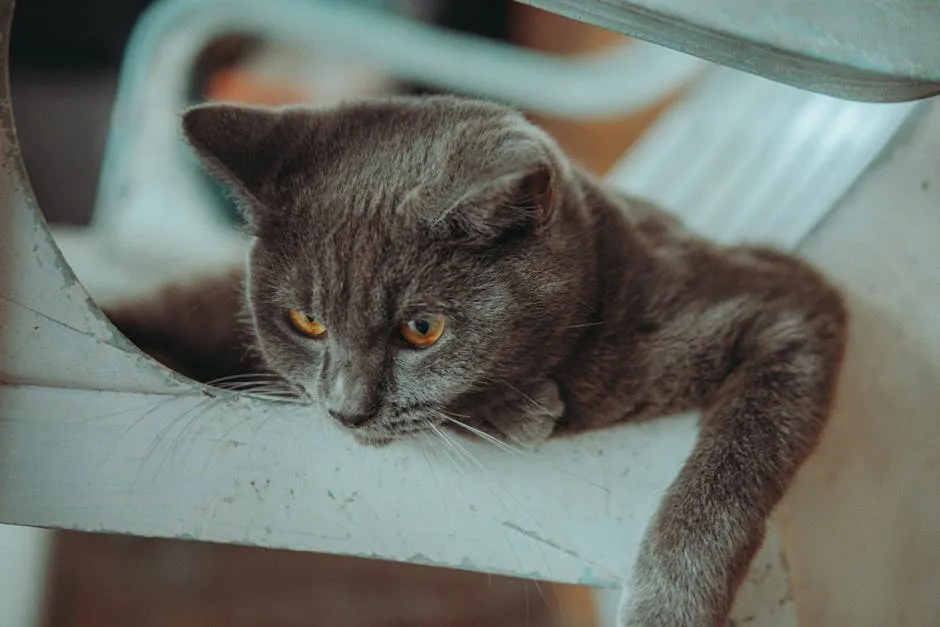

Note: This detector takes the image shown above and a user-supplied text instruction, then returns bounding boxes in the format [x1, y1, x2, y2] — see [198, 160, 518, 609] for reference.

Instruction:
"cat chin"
[352, 433, 396, 448]
[350, 422, 433, 448]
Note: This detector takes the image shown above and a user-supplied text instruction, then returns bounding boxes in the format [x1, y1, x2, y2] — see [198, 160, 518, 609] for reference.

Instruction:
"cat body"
[107, 95, 847, 626]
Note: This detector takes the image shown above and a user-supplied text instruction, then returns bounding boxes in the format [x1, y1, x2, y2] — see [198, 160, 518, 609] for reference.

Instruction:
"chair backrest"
[520, 0, 940, 102]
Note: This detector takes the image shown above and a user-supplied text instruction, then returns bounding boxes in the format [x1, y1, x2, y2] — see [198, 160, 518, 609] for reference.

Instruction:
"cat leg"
[620, 306, 847, 626]
[103, 270, 262, 383]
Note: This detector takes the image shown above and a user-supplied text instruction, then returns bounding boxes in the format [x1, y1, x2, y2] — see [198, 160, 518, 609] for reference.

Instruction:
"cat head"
[182, 95, 588, 444]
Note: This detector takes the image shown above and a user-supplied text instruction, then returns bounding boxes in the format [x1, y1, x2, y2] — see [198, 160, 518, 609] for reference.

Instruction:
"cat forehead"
[292, 98, 546, 176]
[254, 215, 444, 282]
[188, 95, 564, 251]
[281, 106, 556, 221]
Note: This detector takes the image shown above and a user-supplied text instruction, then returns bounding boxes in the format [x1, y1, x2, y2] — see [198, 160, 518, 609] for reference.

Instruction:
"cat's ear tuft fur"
[182, 104, 282, 191]
[182, 104, 290, 230]
[442, 159, 558, 246]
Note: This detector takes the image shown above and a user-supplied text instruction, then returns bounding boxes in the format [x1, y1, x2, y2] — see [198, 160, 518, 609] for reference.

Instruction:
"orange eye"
[287, 310, 327, 338]
[399, 315, 446, 348]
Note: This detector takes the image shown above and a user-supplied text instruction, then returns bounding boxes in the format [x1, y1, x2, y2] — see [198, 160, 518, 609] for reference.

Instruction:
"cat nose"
[328, 410, 375, 428]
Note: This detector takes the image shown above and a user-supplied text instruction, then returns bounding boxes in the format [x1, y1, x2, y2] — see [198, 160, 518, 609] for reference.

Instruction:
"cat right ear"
[181, 104, 290, 230]
[438, 159, 559, 247]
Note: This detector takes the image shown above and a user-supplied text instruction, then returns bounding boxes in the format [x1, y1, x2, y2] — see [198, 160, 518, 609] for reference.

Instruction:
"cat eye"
[287, 310, 327, 338]
[399, 315, 446, 348]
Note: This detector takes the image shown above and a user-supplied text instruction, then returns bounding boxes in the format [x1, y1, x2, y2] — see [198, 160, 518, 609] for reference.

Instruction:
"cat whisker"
[222, 387, 304, 399]
[427, 421, 466, 463]
[425, 421, 467, 475]
[432, 422, 487, 474]
[103, 395, 188, 465]
[131, 396, 216, 490]
[212, 381, 278, 391]
[416, 434, 453, 528]
[206, 378, 308, 402]
[427, 417, 564, 622]
[152, 396, 220, 484]
[431, 428, 563, 624]
[437, 412, 526, 456]
[499, 379, 550, 415]
[256, 390, 306, 398]
[245, 392, 305, 401]
[428, 421, 475, 470]
[560, 320, 610, 329]
[438, 408, 471, 419]
[204, 372, 286, 386]
[208, 381, 309, 403]
[213, 381, 299, 394]
[243, 391, 311, 405]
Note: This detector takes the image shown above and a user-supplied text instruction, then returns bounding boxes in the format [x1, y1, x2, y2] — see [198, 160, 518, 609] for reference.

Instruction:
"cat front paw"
[494, 379, 564, 446]
[618, 582, 728, 627]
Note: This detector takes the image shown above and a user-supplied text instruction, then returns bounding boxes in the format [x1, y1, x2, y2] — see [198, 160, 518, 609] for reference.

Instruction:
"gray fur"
[107, 95, 848, 626]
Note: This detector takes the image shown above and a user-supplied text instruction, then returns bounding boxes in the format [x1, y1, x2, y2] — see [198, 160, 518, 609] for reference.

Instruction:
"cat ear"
[441, 159, 558, 246]
[181, 104, 292, 229]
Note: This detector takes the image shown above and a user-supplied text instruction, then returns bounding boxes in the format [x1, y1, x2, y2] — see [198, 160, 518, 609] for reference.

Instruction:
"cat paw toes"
[502, 380, 563, 445]
[528, 379, 565, 420]
[618, 597, 723, 627]
[507, 414, 556, 446]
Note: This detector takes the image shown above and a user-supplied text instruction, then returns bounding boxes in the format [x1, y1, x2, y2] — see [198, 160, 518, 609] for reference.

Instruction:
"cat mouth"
[343, 404, 443, 445]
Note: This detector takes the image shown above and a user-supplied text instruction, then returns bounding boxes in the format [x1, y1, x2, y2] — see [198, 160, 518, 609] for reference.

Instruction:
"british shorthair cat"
[106, 95, 847, 626]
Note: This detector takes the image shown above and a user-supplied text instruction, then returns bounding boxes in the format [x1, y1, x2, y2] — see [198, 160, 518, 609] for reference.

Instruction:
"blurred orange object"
[510, 4, 684, 175]
[205, 68, 312, 106]
[552, 583, 601, 626]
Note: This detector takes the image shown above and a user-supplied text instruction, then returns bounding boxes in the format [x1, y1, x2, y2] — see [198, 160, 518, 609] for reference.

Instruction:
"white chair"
[3, 1, 938, 625]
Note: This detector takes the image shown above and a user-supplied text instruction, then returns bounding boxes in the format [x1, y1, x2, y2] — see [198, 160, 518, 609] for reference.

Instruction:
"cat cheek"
[257, 336, 322, 383]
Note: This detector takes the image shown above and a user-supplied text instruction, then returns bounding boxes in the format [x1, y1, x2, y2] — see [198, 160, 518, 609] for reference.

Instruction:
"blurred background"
[11, 0, 677, 227]
[9, 1, 685, 625]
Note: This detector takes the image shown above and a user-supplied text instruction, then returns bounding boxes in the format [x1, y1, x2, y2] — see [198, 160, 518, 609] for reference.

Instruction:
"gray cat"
[106, 95, 848, 626]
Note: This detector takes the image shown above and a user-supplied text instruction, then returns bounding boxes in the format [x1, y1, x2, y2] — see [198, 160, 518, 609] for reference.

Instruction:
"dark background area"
[9, 0, 511, 226]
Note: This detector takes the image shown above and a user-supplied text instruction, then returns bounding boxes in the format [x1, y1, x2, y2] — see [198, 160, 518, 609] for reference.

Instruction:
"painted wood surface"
[517, 0, 940, 102]
[776, 99, 940, 626]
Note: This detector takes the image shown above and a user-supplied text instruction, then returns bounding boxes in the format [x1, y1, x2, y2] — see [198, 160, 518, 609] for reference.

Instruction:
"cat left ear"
[182, 103, 296, 230]
[441, 160, 558, 246]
